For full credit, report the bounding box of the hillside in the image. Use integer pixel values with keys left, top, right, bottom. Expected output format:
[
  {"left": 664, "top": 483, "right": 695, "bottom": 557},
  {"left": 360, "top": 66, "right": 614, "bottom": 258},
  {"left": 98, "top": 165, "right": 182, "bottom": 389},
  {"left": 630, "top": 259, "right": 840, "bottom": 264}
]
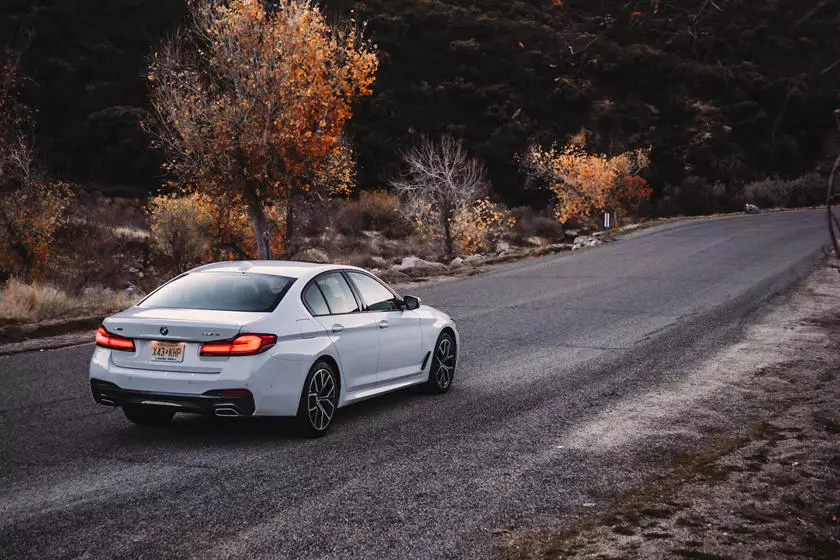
[{"left": 2, "top": 0, "right": 839, "bottom": 207}]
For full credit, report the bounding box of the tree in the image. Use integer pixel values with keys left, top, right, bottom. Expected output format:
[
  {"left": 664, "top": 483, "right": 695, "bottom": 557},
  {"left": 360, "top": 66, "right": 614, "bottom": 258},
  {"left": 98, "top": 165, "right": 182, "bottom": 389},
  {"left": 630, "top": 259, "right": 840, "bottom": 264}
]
[
  {"left": 0, "top": 60, "right": 74, "bottom": 279},
  {"left": 149, "top": 0, "right": 378, "bottom": 259},
  {"left": 521, "top": 143, "right": 650, "bottom": 225},
  {"left": 391, "top": 135, "right": 489, "bottom": 259}
]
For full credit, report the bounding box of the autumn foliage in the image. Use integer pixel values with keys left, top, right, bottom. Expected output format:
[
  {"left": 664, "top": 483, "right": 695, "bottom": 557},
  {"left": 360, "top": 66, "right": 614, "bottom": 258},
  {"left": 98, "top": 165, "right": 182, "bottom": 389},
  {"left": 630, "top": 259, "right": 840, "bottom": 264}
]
[
  {"left": 0, "top": 61, "right": 74, "bottom": 279},
  {"left": 148, "top": 191, "right": 289, "bottom": 272},
  {"left": 149, "top": 0, "right": 378, "bottom": 258},
  {"left": 452, "top": 198, "right": 516, "bottom": 256},
  {"left": 522, "top": 144, "right": 651, "bottom": 225}
]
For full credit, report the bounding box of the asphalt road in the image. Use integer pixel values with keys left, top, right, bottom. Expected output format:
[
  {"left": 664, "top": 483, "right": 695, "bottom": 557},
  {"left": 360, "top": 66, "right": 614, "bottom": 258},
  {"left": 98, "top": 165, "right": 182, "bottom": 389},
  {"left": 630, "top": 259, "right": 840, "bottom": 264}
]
[{"left": 0, "top": 210, "right": 827, "bottom": 559}]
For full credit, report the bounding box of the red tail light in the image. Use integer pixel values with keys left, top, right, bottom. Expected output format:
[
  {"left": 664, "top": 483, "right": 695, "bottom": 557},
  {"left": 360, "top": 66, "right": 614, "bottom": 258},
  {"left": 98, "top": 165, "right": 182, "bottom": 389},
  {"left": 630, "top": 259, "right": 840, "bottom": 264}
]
[
  {"left": 95, "top": 327, "right": 135, "bottom": 352},
  {"left": 200, "top": 334, "right": 277, "bottom": 357}
]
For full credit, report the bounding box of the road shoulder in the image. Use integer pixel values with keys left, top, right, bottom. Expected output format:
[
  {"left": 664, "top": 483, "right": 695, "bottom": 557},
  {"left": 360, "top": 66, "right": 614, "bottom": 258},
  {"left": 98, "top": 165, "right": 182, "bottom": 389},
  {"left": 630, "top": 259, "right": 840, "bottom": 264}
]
[{"left": 498, "top": 259, "right": 840, "bottom": 559}]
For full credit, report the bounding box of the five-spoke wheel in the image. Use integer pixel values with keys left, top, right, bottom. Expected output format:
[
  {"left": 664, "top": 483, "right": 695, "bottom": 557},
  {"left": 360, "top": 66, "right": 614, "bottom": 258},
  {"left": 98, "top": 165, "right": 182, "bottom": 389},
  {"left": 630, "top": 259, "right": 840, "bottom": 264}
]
[
  {"left": 421, "top": 331, "right": 456, "bottom": 394},
  {"left": 296, "top": 360, "right": 339, "bottom": 438}
]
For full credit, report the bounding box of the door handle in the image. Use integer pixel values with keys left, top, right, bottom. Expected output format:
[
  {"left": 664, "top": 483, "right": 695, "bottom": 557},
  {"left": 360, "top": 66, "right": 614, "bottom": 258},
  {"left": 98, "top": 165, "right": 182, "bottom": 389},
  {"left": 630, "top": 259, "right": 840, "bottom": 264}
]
[
  {"left": 331, "top": 324, "right": 345, "bottom": 334},
  {"left": 378, "top": 320, "right": 389, "bottom": 329}
]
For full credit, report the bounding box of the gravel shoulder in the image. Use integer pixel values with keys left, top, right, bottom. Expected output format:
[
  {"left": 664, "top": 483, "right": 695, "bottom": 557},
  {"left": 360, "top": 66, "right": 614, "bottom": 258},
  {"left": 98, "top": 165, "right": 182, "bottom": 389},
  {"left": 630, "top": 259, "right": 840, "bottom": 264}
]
[{"left": 498, "top": 259, "right": 840, "bottom": 559}]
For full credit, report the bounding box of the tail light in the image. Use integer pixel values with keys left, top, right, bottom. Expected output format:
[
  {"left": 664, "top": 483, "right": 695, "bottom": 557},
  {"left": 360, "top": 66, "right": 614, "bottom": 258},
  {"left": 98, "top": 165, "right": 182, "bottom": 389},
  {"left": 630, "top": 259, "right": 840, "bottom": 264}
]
[
  {"left": 95, "top": 327, "right": 135, "bottom": 352},
  {"left": 200, "top": 334, "right": 277, "bottom": 357}
]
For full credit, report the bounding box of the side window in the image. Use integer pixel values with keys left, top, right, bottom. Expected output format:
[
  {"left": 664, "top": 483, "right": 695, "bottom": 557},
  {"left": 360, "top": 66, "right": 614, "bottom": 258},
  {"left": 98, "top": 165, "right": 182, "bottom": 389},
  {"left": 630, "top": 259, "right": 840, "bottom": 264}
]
[
  {"left": 303, "top": 283, "right": 330, "bottom": 316},
  {"left": 347, "top": 272, "right": 401, "bottom": 312},
  {"left": 315, "top": 273, "right": 360, "bottom": 315}
]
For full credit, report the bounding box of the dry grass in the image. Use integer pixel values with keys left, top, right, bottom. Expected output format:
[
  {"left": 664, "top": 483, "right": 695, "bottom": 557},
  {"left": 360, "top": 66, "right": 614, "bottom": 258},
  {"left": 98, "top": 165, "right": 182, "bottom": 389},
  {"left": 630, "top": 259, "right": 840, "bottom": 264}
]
[{"left": 0, "top": 278, "right": 139, "bottom": 324}]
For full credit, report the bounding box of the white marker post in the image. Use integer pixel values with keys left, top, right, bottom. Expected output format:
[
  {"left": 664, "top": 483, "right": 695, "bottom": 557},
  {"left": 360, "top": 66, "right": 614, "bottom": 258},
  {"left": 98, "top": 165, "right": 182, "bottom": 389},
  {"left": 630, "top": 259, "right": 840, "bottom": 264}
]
[{"left": 603, "top": 211, "right": 611, "bottom": 231}]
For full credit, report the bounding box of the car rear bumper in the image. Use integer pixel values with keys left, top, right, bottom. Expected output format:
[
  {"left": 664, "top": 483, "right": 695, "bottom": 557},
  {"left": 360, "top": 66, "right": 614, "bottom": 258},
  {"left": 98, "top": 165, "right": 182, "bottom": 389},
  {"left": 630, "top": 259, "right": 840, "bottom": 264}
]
[{"left": 90, "top": 379, "right": 256, "bottom": 417}]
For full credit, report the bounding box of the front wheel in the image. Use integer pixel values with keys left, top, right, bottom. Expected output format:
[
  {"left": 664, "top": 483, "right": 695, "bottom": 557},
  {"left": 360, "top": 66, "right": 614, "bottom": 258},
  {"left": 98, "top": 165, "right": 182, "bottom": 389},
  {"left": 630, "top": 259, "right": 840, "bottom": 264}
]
[
  {"left": 421, "top": 331, "right": 456, "bottom": 394},
  {"left": 295, "top": 360, "right": 339, "bottom": 438},
  {"left": 122, "top": 404, "right": 175, "bottom": 426}
]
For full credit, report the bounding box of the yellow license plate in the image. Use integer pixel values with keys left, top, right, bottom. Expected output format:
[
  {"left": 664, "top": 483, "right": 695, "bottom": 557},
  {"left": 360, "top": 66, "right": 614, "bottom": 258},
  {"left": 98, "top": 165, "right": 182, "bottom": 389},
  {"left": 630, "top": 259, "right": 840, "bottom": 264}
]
[{"left": 150, "top": 341, "right": 185, "bottom": 363}]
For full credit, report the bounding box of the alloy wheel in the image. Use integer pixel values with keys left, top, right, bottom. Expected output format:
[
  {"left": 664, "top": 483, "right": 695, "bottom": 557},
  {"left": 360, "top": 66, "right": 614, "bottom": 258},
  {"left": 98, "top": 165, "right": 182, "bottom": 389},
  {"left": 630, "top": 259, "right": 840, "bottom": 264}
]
[
  {"left": 307, "top": 368, "right": 336, "bottom": 431},
  {"left": 434, "top": 336, "right": 455, "bottom": 389}
]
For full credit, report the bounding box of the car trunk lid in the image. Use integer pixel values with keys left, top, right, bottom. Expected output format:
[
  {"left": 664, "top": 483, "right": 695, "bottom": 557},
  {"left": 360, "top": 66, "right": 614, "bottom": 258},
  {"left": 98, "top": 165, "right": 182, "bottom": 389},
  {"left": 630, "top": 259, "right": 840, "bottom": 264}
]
[{"left": 103, "top": 307, "right": 270, "bottom": 373}]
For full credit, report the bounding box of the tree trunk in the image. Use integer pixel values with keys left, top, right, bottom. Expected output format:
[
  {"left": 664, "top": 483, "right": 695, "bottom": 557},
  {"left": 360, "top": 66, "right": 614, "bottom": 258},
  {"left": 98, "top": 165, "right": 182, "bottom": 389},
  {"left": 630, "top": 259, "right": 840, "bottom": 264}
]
[
  {"left": 284, "top": 199, "right": 295, "bottom": 258},
  {"left": 243, "top": 182, "right": 271, "bottom": 260},
  {"left": 441, "top": 209, "right": 454, "bottom": 260}
]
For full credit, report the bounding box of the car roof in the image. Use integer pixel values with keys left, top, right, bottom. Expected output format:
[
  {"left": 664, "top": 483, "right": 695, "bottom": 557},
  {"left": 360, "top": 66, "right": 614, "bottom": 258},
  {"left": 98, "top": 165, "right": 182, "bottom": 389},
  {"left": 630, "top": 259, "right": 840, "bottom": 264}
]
[{"left": 190, "top": 261, "right": 357, "bottom": 279}]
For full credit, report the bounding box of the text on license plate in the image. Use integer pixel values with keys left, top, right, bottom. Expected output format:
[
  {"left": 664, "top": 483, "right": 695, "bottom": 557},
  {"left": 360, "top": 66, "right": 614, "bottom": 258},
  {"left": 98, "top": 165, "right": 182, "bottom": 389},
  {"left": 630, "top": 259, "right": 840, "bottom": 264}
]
[{"left": 150, "top": 341, "right": 185, "bottom": 363}]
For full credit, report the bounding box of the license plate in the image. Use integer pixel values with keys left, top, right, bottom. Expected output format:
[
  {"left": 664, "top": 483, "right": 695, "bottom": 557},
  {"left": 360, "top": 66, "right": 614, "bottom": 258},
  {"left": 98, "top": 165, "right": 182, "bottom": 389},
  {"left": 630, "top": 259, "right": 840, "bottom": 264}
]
[{"left": 150, "top": 341, "right": 185, "bottom": 363}]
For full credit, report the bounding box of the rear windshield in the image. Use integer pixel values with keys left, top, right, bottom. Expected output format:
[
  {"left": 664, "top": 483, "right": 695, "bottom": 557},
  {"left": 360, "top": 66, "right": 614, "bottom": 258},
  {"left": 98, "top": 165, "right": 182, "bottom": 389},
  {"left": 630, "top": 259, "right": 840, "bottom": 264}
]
[{"left": 139, "top": 272, "right": 294, "bottom": 312}]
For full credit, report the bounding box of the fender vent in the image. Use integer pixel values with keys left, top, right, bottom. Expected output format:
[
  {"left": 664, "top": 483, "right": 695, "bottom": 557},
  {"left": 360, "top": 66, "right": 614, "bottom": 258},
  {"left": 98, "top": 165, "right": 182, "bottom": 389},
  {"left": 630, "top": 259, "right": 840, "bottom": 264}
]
[{"left": 420, "top": 351, "right": 432, "bottom": 371}]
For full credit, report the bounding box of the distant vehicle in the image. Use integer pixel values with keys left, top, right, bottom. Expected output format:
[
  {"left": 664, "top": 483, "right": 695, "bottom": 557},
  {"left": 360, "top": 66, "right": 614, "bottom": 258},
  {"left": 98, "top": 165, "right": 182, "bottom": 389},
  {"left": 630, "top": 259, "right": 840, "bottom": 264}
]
[
  {"left": 89, "top": 261, "right": 458, "bottom": 437},
  {"left": 745, "top": 204, "right": 761, "bottom": 214}
]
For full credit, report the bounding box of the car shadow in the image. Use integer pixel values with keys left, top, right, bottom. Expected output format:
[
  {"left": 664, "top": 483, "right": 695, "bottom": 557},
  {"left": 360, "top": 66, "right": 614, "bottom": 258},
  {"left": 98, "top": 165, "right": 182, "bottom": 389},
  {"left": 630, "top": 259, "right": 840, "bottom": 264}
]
[{"left": 110, "top": 386, "right": 431, "bottom": 449}]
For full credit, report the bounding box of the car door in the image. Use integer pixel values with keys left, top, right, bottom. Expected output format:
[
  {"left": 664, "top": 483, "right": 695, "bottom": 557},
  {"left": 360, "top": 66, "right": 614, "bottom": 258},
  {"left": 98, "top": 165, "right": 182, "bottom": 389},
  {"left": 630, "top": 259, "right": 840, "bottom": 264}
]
[
  {"left": 345, "top": 271, "right": 424, "bottom": 384},
  {"left": 305, "top": 273, "right": 380, "bottom": 392}
]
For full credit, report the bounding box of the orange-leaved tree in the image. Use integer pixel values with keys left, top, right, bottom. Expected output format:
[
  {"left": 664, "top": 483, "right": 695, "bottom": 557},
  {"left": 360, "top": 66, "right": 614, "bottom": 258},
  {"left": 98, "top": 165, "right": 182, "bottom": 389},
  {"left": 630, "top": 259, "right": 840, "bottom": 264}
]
[
  {"left": 0, "top": 60, "right": 74, "bottom": 279},
  {"left": 521, "top": 143, "right": 651, "bottom": 225},
  {"left": 149, "top": 0, "right": 378, "bottom": 259}
]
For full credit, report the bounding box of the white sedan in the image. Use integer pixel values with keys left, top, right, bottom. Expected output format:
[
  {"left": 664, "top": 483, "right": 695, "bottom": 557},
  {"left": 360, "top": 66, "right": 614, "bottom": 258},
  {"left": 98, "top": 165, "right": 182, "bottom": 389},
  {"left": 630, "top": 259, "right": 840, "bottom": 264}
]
[{"left": 89, "top": 261, "right": 459, "bottom": 437}]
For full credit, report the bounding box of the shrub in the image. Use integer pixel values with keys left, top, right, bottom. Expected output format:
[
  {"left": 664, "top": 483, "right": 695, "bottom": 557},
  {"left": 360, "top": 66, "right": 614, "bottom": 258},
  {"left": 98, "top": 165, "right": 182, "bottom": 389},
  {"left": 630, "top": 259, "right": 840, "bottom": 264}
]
[
  {"left": 0, "top": 181, "right": 75, "bottom": 280},
  {"left": 743, "top": 173, "right": 824, "bottom": 209},
  {"left": 658, "top": 176, "right": 732, "bottom": 216},
  {"left": 147, "top": 192, "right": 215, "bottom": 273},
  {"left": 509, "top": 206, "right": 565, "bottom": 244},
  {"left": 336, "top": 190, "right": 413, "bottom": 239},
  {"left": 520, "top": 143, "right": 651, "bottom": 225},
  {"left": 451, "top": 198, "right": 516, "bottom": 255}
]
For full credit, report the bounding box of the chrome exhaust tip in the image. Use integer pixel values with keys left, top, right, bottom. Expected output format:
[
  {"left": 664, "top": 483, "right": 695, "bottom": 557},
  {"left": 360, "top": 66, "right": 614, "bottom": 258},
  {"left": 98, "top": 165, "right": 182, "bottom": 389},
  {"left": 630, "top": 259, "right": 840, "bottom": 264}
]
[{"left": 214, "top": 406, "right": 241, "bottom": 417}]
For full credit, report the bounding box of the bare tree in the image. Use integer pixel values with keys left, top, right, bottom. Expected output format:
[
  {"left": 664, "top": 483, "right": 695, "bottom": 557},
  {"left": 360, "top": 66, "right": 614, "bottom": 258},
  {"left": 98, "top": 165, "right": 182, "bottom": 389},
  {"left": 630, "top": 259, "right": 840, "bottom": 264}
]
[{"left": 391, "top": 136, "right": 488, "bottom": 259}]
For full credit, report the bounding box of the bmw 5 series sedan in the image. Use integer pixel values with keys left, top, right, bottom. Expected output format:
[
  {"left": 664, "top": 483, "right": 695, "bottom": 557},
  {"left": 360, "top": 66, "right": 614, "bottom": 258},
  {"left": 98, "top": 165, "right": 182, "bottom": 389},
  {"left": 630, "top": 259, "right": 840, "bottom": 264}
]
[{"left": 89, "top": 261, "right": 459, "bottom": 437}]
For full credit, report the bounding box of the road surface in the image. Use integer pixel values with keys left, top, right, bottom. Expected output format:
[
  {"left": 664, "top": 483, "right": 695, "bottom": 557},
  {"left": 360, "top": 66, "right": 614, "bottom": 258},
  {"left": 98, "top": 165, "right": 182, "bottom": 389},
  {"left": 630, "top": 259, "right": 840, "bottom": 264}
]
[{"left": 0, "top": 210, "right": 827, "bottom": 559}]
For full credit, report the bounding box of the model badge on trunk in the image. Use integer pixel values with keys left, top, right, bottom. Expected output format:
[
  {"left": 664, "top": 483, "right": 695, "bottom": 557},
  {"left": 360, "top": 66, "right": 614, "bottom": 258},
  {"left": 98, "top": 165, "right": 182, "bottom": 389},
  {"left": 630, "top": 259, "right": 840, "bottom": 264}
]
[{"left": 160, "top": 326, "right": 169, "bottom": 336}]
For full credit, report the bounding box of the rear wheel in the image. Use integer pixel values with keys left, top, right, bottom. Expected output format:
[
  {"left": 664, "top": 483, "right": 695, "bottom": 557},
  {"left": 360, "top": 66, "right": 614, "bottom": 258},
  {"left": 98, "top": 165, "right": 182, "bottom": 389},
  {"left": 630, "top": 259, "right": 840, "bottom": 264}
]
[
  {"left": 295, "top": 360, "right": 339, "bottom": 438},
  {"left": 421, "top": 331, "right": 456, "bottom": 394},
  {"left": 122, "top": 404, "right": 175, "bottom": 426}
]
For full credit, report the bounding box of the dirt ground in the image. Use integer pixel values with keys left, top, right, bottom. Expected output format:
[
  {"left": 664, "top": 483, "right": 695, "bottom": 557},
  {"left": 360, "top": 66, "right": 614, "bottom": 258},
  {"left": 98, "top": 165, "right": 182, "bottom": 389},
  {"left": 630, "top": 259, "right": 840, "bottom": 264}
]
[{"left": 499, "top": 260, "right": 840, "bottom": 559}]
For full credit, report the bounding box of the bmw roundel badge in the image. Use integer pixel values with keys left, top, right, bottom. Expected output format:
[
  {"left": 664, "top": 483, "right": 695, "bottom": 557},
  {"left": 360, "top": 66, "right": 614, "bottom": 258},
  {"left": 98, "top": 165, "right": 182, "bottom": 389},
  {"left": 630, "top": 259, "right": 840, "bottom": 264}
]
[{"left": 160, "top": 326, "right": 169, "bottom": 336}]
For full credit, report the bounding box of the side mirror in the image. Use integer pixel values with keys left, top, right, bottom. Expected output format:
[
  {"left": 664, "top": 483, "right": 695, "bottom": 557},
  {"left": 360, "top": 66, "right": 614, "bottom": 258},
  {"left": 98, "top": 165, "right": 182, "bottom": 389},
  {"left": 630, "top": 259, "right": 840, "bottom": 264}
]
[{"left": 403, "top": 295, "right": 421, "bottom": 311}]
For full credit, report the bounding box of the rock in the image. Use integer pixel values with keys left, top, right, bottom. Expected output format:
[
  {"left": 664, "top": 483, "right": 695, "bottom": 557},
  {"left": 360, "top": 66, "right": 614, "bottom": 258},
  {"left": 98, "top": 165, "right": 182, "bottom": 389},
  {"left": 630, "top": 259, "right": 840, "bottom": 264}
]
[
  {"left": 377, "top": 269, "right": 410, "bottom": 284},
  {"left": 295, "top": 248, "right": 330, "bottom": 263},
  {"left": 526, "top": 236, "right": 548, "bottom": 247},
  {"left": 449, "top": 257, "right": 465, "bottom": 268},
  {"left": 464, "top": 254, "right": 485, "bottom": 264},
  {"left": 368, "top": 256, "right": 389, "bottom": 269},
  {"left": 572, "top": 236, "right": 603, "bottom": 250},
  {"left": 744, "top": 203, "right": 761, "bottom": 215},
  {"left": 394, "top": 256, "right": 447, "bottom": 274},
  {"left": 495, "top": 240, "right": 511, "bottom": 254}
]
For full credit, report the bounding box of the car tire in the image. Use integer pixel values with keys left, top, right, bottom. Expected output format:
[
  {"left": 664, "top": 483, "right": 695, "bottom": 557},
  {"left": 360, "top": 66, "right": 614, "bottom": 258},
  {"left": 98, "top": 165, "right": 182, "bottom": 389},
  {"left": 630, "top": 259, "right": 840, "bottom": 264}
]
[
  {"left": 122, "top": 404, "right": 175, "bottom": 426},
  {"left": 421, "top": 331, "right": 456, "bottom": 394},
  {"left": 295, "top": 360, "right": 339, "bottom": 438}
]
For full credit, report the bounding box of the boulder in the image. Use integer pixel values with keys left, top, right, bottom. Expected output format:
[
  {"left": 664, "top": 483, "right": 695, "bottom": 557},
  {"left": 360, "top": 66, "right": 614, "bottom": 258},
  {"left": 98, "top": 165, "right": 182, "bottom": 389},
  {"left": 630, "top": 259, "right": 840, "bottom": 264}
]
[
  {"left": 572, "top": 236, "right": 603, "bottom": 250},
  {"left": 393, "top": 256, "right": 448, "bottom": 274},
  {"left": 449, "top": 257, "right": 465, "bottom": 268},
  {"left": 495, "top": 240, "right": 511, "bottom": 254},
  {"left": 295, "top": 248, "right": 330, "bottom": 263},
  {"left": 367, "top": 256, "right": 389, "bottom": 269}
]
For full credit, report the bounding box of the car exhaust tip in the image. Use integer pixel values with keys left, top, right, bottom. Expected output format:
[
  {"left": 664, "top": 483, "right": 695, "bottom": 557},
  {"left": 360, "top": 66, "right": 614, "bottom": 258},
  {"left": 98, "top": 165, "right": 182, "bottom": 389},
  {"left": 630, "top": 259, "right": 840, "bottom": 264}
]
[{"left": 214, "top": 405, "right": 242, "bottom": 417}]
